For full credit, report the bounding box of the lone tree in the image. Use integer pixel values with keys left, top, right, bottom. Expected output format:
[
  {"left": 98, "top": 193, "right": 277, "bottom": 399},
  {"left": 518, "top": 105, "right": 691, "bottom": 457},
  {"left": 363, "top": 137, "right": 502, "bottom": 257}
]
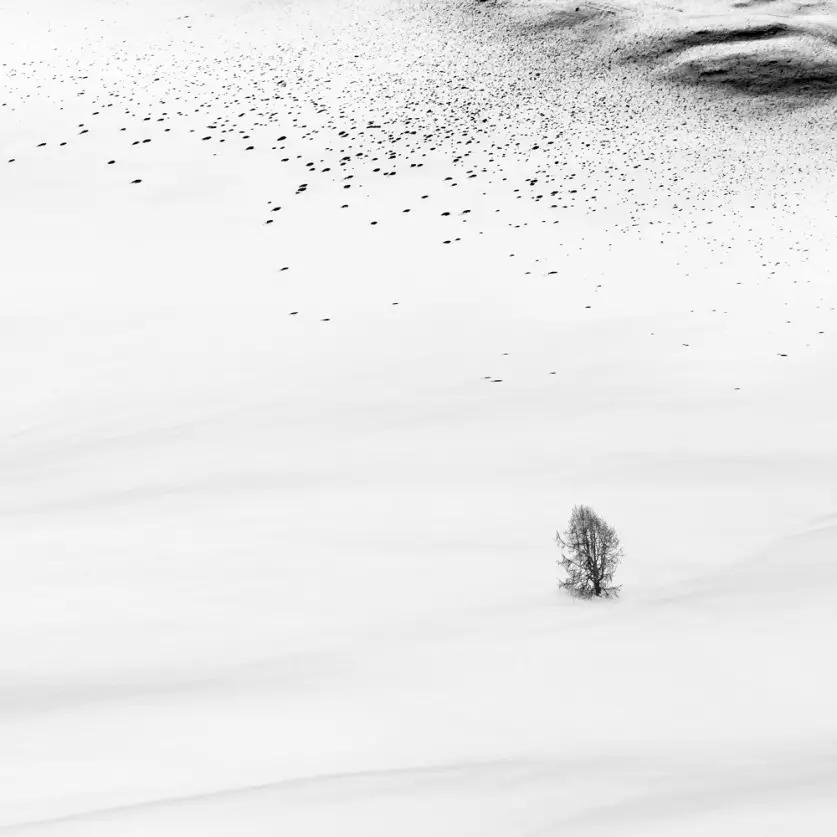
[{"left": 556, "top": 505, "right": 623, "bottom": 598}]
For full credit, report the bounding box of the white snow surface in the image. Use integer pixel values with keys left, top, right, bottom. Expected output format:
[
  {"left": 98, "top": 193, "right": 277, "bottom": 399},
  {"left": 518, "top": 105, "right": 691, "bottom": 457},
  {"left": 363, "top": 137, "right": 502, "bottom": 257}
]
[{"left": 2, "top": 0, "right": 837, "bottom": 833}]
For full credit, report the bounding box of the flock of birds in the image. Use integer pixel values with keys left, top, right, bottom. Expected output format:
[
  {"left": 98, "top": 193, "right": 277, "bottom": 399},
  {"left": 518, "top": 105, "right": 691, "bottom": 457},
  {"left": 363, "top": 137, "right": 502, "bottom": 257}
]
[{"left": 2, "top": 0, "right": 835, "bottom": 389}]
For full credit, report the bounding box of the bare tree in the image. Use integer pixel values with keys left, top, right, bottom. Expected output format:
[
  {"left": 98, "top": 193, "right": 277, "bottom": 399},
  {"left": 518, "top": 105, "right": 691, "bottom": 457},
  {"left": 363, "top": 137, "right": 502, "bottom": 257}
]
[{"left": 556, "top": 505, "right": 623, "bottom": 598}]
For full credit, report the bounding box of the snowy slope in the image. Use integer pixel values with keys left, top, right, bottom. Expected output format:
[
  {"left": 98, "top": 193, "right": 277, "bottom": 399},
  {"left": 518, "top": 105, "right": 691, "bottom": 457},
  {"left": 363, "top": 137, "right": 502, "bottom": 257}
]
[{"left": 1, "top": 0, "right": 836, "bottom": 833}]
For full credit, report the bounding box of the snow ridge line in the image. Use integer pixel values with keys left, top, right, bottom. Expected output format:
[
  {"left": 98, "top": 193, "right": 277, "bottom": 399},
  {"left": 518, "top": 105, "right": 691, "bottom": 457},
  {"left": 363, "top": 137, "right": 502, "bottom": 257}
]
[{"left": 0, "top": 758, "right": 537, "bottom": 832}]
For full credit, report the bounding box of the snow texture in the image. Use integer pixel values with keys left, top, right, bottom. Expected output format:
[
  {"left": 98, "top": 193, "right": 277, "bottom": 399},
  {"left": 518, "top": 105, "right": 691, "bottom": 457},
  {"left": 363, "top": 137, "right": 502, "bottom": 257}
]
[{"left": 1, "top": 0, "right": 836, "bottom": 833}]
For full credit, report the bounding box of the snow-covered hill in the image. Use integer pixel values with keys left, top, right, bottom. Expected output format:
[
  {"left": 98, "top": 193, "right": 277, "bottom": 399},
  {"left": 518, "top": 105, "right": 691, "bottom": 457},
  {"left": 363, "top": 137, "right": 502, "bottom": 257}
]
[{"left": 1, "top": 0, "right": 836, "bottom": 833}]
